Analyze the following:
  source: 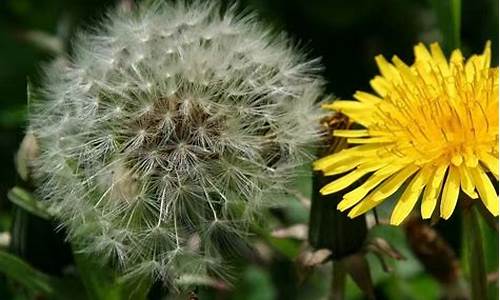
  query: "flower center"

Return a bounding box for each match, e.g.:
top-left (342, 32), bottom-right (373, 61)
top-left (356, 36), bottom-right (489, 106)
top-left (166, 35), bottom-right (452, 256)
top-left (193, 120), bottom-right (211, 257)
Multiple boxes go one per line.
top-left (372, 68), bottom-right (498, 167)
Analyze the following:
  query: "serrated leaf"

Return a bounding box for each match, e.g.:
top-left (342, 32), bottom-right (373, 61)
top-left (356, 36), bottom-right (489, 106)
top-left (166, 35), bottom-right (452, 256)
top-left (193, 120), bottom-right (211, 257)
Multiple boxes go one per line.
top-left (7, 187), bottom-right (51, 220)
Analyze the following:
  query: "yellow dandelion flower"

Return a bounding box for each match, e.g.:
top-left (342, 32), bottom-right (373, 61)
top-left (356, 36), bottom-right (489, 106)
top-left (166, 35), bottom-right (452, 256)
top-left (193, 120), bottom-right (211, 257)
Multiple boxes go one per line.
top-left (314, 42), bottom-right (499, 225)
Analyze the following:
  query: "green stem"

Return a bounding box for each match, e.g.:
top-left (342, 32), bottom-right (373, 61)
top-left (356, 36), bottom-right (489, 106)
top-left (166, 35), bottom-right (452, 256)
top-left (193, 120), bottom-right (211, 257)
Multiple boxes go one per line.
top-left (429, 0), bottom-right (461, 53)
top-left (449, 0), bottom-right (461, 49)
top-left (329, 261), bottom-right (346, 300)
top-left (462, 204), bottom-right (488, 300)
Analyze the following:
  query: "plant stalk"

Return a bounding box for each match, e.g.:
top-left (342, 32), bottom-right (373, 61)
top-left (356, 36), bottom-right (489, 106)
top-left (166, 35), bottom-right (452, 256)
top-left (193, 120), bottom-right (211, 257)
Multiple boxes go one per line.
top-left (429, 0), bottom-right (461, 53)
top-left (462, 204), bottom-right (488, 300)
top-left (330, 261), bottom-right (346, 300)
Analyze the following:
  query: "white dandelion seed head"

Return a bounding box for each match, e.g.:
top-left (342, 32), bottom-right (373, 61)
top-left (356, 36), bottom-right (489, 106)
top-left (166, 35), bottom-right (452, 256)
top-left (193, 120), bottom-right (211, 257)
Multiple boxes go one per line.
top-left (29, 0), bottom-right (325, 286)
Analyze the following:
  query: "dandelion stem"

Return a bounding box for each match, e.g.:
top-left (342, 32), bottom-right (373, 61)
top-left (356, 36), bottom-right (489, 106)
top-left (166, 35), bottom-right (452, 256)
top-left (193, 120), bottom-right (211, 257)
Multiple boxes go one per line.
top-left (330, 261), bottom-right (346, 300)
top-left (462, 203), bottom-right (488, 300)
top-left (429, 0), bottom-right (461, 53)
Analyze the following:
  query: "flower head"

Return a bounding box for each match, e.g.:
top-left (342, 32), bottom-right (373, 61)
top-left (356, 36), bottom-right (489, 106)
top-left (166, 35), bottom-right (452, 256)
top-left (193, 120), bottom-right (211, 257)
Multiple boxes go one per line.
top-left (315, 42), bottom-right (498, 225)
top-left (30, 1), bottom-right (324, 284)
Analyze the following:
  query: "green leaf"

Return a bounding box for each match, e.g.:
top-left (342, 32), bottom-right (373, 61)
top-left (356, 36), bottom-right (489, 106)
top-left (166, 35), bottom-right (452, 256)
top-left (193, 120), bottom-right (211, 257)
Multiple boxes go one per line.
top-left (7, 187), bottom-right (51, 220)
top-left (428, 0), bottom-right (461, 53)
top-left (0, 250), bottom-right (54, 294)
top-left (0, 250), bottom-right (86, 300)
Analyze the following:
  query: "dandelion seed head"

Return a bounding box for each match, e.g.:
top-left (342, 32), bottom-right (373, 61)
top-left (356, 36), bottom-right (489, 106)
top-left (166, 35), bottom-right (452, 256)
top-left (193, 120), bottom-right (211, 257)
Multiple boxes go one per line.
top-left (30, 0), bottom-right (324, 286)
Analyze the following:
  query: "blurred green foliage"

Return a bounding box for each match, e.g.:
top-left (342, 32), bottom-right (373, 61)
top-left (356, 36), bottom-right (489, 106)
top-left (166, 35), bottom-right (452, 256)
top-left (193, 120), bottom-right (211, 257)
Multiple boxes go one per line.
top-left (0, 0), bottom-right (498, 299)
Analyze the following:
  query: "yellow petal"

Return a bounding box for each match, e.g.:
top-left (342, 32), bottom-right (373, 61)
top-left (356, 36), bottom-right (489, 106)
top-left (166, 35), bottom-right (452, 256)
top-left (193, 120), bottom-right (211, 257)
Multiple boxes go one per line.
top-left (333, 129), bottom-right (370, 138)
top-left (323, 101), bottom-right (376, 126)
top-left (465, 55), bottom-right (479, 82)
top-left (390, 168), bottom-right (430, 225)
top-left (421, 164), bottom-right (448, 219)
top-left (324, 158), bottom-right (386, 177)
top-left (414, 43), bottom-right (432, 62)
top-left (392, 56), bottom-right (418, 86)
top-left (440, 165), bottom-right (460, 219)
top-left (458, 165), bottom-right (478, 199)
top-left (450, 49), bottom-right (464, 67)
top-left (430, 43), bottom-right (449, 74)
top-left (337, 163), bottom-right (401, 211)
top-left (479, 152), bottom-right (499, 179)
top-left (324, 101), bottom-right (367, 111)
top-left (451, 153), bottom-right (463, 166)
top-left (369, 76), bottom-right (391, 97)
top-left (313, 150), bottom-right (352, 171)
top-left (347, 136), bottom-right (393, 144)
top-left (482, 40), bottom-right (491, 68)
top-left (370, 164), bottom-right (420, 202)
top-left (320, 165), bottom-right (372, 195)
top-left (322, 158), bottom-right (362, 176)
top-left (314, 144), bottom-right (382, 171)
top-left (465, 41), bottom-right (492, 76)
top-left (353, 91), bottom-right (382, 105)
top-left (464, 148), bottom-right (479, 168)
top-left (347, 165), bottom-right (420, 218)
top-left (470, 166), bottom-right (499, 216)
top-left (347, 197), bottom-right (379, 219)
top-left (375, 55), bottom-right (400, 82)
